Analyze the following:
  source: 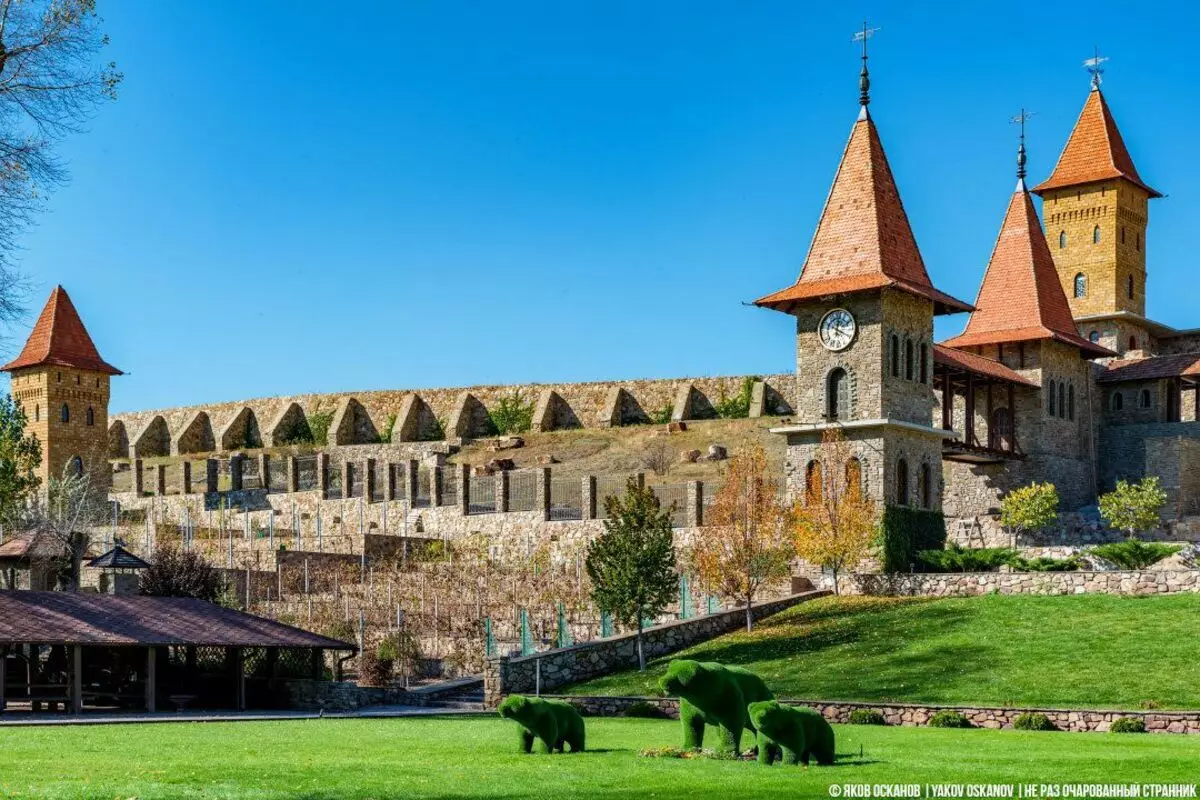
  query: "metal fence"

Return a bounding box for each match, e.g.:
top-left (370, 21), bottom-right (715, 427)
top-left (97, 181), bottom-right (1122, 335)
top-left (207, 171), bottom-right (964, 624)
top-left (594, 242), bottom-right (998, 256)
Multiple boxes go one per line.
top-left (468, 473), bottom-right (497, 514)
top-left (508, 470), bottom-right (538, 513)
top-left (441, 466), bottom-right (458, 509)
top-left (549, 477), bottom-right (583, 521)
top-left (295, 455), bottom-right (318, 492)
top-left (242, 457), bottom-right (262, 490)
top-left (651, 483), bottom-right (688, 527)
top-left (389, 463), bottom-right (407, 502)
top-left (413, 465), bottom-right (431, 508)
top-left (326, 462), bottom-right (343, 499)
top-left (371, 461), bottom-right (386, 502)
top-left (347, 462), bottom-right (363, 499)
top-left (267, 456), bottom-right (289, 493)
top-left (595, 474), bottom-right (631, 520)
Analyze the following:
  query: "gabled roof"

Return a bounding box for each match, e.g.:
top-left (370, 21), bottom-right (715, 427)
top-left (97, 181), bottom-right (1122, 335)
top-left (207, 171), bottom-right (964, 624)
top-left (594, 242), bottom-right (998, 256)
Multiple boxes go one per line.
top-left (942, 181), bottom-right (1114, 359)
top-left (1, 285), bottom-right (122, 375)
top-left (88, 544), bottom-right (151, 570)
top-left (932, 344), bottom-right (1039, 387)
top-left (0, 592), bottom-right (356, 649)
top-left (1032, 88), bottom-right (1160, 198)
top-left (755, 110), bottom-right (972, 316)
top-left (1098, 353), bottom-right (1200, 384)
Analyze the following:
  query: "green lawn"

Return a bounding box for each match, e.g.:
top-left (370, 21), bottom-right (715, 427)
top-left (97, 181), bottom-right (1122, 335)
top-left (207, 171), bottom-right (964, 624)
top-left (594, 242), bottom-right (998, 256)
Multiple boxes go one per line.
top-left (563, 594), bottom-right (1200, 710)
top-left (0, 716), bottom-right (1196, 798)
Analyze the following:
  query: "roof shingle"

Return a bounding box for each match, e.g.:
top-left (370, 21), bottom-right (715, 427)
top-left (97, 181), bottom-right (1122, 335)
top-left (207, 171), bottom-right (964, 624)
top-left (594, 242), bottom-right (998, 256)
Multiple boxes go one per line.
top-left (1098, 354), bottom-right (1200, 384)
top-left (1032, 88), bottom-right (1160, 198)
top-left (755, 110), bottom-right (971, 316)
top-left (1, 286), bottom-right (122, 375)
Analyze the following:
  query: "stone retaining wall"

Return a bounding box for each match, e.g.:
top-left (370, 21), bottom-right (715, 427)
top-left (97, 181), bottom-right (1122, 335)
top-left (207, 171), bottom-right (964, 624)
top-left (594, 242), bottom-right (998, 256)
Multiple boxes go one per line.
top-left (844, 569), bottom-right (1200, 597)
top-left (483, 590), bottom-right (830, 707)
top-left (551, 695), bottom-right (1200, 734)
top-left (281, 679), bottom-right (406, 712)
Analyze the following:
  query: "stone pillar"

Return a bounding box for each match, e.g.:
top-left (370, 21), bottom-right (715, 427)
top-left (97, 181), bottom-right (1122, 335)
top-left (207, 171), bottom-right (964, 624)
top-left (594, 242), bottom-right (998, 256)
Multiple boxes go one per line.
top-left (181, 461), bottom-right (193, 495)
top-left (230, 455), bottom-right (244, 492)
top-left (287, 456), bottom-right (299, 493)
top-left (259, 453), bottom-right (271, 490)
top-left (365, 458), bottom-right (377, 502)
top-left (535, 467), bottom-right (551, 521)
top-left (686, 481), bottom-right (702, 527)
top-left (483, 656), bottom-right (509, 710)
top-left (317, 453), bottom-right (330, 499)
top-left (385, 462), bottom-right (397, 501)
top-left (155, 464), bottom-right (167, 496)
top-left (133, 460), bottom-right (144, 495)
top-left (206, 459), bottom-right (219, 494)
top-left (458, 463), bottom-right (471, 515)
top-left (497, 469), bottom-right (511, 513)
top-left (582, 476), bottom-right (597, 520)
top-left (430, 464), bottom-right (444, 507)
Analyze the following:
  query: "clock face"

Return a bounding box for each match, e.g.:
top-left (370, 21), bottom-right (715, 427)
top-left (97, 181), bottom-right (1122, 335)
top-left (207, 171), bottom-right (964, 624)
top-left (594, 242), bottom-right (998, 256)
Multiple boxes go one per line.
top-left (819, 308), bottom-right (856, 351)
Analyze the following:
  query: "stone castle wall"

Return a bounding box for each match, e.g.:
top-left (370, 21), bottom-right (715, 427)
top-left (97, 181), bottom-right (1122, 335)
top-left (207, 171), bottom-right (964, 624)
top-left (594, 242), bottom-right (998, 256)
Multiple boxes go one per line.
top-left (845, 569), bottom-right (1200, 597)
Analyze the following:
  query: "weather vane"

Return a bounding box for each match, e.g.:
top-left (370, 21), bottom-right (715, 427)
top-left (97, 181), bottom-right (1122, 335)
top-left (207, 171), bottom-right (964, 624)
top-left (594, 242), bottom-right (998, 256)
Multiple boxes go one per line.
top-left (1084, 46), bottom-right (1109, 90)
top-left (852, 21), bottom-right (880, 108)
top-left (1010, 108), bottom-right (1035, 181)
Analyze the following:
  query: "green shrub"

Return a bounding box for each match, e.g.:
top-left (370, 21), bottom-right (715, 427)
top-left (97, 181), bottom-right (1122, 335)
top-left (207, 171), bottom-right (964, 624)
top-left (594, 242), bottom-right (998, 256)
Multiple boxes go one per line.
top-left (880, 506), bottom-right (947, 573)
top-left (848, 708), bottom-right (887, 726)
top-left (379, 413), bottom-right (398, 444)
top-left (1013, 712), bottom-right (1056, 731)
top-left (649, 405), bottom-right (673, 425)
top-left (713, 377), bottom-right (756, 420)
top-left (917, 543), bottom-right (1017, 573)
top-left (927, 710), bottom-right (971, 729)
top-left (1110, 716), bottom-right (1147, 734)
top-left (490, 389), bottom-right (535, 435)
top-left (357, 650), bottom-right (393, 687)
top-left (1007, 555), bottom-right (1083, 572)
top-left (307, 411), bottom-right (334, 446)
top-left (624, 701), bottom-right (669, 719)
top-left (1090, 540), bottom-right (1181, 570)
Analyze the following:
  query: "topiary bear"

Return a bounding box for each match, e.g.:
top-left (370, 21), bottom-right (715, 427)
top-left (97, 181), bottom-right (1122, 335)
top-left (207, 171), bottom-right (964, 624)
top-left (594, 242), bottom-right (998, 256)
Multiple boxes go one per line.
top-left (658, 659), bottom-right (774, 755)
top-left (497, 694), bottom-right (586, 754)
top-left (747, 700), bottom-right (836, 766)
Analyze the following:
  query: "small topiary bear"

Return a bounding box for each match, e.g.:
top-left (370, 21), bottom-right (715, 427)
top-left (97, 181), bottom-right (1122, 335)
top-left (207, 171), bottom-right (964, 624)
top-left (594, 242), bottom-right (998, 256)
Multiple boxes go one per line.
top-left (497, 694), bottom-right (586, 754)
top-left (657, 659), bottom-right (774, 755)
top-left (747, 700), bottom-right (836, 766)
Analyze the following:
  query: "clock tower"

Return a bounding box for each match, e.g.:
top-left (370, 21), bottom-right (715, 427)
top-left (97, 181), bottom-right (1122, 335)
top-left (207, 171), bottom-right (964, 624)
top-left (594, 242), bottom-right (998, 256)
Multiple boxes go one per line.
top-left (754, 50), bottom-right (971, 512)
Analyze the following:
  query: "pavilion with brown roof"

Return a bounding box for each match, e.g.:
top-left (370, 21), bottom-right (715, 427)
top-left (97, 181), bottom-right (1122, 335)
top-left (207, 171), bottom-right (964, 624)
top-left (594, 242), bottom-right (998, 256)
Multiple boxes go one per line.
top-left (0, 592), bottom-right (354, 715)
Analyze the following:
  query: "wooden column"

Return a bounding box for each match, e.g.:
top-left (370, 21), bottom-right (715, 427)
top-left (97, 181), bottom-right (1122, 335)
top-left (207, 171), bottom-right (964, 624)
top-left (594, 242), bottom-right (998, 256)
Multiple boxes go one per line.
top-left (231, 647), bottom-right (245, 711)
top-left (964, 373), bottom-right (976, 447)
top-left (940, 370), bottom-right (953, 432)
top-left (986, 381), bottom-right (994, 449)
top-left (0, 646), bottom-right (7, 715)
top-left (71, 645), bottom-right (83, 714)
top-left (1007, 382), bottom-right (1018, 454)
top-left (145, 647), bottom-right (157, 713)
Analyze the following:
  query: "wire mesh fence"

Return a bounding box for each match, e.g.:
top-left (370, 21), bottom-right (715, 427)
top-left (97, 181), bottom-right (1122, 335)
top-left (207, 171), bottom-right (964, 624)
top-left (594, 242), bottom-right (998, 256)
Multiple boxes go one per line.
top-left (467, 473), bottom-right (497, 514)
top-left (441, 466), bottom-right (458, 509)
top-left (549, 477), bottom-right (583, 521)
top-left (508, 470), bottom-right (538, 513)
top-left (295, 456), bottom-right (318, 492)
top-left (347, 462), bottom-right (364, 499)
top-left (371, 461), bottom-right (387, 502)
top-left (413, 465), bottom-right (431, 508)
top-left (389, 464), bottom-right (407, 501)
top-left (595, 474), bottom-right (631, 519)
top-left (651, 483), bottom-right (688, 527)
top-left (266, 456), bottom-right (289, 493)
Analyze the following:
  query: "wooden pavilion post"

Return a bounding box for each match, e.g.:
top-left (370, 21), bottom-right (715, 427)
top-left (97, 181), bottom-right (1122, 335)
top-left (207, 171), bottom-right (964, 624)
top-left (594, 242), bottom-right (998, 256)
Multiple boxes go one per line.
top-left (940, 369), bottom-right (953, 432)
top-left (0, 645), bottom-right (6, 715)
top-left (1007, 382), bottom-right (1018, 454)
top-left (965, 373), bottom-right (976, 447)
top-left (70, 645), bottom-right (82, 714)
top-left (145, 647), bottom-right (157, 713)
top-left (986, 381), bottom-right (994, 449)
top-left (235, 648), bottom-right (245, 711)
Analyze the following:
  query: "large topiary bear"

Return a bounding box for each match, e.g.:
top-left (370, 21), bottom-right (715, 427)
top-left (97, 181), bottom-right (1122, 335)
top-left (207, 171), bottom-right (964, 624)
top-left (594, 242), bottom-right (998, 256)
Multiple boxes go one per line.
top-left (658, 659), bottom-right (774, 755)
top-left (497, 694), bottom-right (586, 754)
top-left (747, 700), bottom-right (836, 766)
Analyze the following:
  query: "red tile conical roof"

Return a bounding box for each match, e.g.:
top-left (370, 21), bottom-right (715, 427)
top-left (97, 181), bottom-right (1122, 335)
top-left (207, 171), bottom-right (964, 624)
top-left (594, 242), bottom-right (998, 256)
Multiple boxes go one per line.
top-left (943, 181), bottom-right (1113, 358)
top-left (1, 286), bottom-right (121, 375)
top-left (1032, 88), bottom-right (1160, 197)
top-left (755, 110), bottom-right (971, 316)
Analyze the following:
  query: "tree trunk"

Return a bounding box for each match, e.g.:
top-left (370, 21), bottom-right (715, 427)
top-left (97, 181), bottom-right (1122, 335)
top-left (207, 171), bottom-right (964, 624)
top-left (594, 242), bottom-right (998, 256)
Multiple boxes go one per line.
top-left (744, 595), bottom-right (753, 632)
top-left (636, 616), bottom-right (645, 671)
top-left (832, 569), bottom-right (840, 596)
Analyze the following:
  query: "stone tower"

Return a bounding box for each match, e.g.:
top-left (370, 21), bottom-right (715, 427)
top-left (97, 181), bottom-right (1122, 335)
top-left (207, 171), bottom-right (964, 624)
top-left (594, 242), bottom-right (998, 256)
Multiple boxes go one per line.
top-left (1033, 86), bottom-right (1160, 350)
top-left (2, 286), bottom-right (122, 493)
top-left (755, 81), bottom-right (972, 511)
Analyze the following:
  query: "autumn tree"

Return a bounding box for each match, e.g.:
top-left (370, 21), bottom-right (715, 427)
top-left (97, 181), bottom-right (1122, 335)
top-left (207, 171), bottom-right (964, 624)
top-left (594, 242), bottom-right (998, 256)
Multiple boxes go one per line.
top-left (689, 444), bottom-right (793, 632)
top-left (139, 545), bottom-right (222, 603)
top-left (999, 482), bottom-right (1059, 547)
top-left (791, 429), bottom-right (879, 595)
top-left (585, 477), bottom-right (677, 670)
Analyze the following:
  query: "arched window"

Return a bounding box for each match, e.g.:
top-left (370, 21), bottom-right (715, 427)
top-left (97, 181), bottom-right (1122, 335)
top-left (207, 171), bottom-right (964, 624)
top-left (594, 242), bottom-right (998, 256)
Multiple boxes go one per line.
top-left (33, 404), bottom-right (39, 422)
top-left (69, 456), bottom-right (83, 477)
top-left (1089, 330), bottom-right (1101, 343)
top-left (1111, 392), bottom-right (1124, 412)
top-left (1068, 384), bottom-right (1075, 421)
top-left (1128, 336), bottom-right (1138, 352)
top-left (1059, 231), bottom-right (1067, 249)
top-left (989, 407), bottom-right (1013, 451)
top-left (1139, 389), bottom-right (1152, 409)
top-left (60, 404), bottom-right (69, 424)
top-left (890, 335), bottom-right (900, 378)
top-left (1048, 380), bottom-right (1057, 416)
top-left (845, 458), bottom-right (863, 501)
top-left (826, 368), bottom-right (849, 421)
top-left (1073, 273), bottom-right (1087, 298)
top-left (920, 462), bottom-right (933, 509)
top-left (1127, 275), bottom-right (1134, 300)
top-left (86, 407), bottom-right (95, 426)
top-left (1058, 383), bottom-right (1066, 419)
top-left (895, 458), bottom-right (909, 506)
top-left (904, 339), bottom-right (914, 381)
top-left (919, 343), bottom-right (928, 384)
top-left (1093, 225), bottom-right (1101, 244)
top-left (805, 461), bottom-right (823, 505)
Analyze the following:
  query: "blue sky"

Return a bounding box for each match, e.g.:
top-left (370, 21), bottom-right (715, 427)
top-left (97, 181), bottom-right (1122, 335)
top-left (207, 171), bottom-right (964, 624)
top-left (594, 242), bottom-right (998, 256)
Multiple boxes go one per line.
top-left (9, 1), bottom-right (1199, 413)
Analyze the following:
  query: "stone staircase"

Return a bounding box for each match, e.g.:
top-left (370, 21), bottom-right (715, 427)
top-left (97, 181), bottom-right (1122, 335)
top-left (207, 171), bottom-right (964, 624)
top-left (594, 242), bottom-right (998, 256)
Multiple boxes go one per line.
top-left (408, 677), bottom-right (485, 711)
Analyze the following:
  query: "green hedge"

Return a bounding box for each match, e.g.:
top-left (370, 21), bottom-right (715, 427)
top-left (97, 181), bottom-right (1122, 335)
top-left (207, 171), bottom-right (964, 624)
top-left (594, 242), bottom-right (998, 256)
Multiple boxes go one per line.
top-left (928, 710), bottom-right (971, 729)
top-left (1110, 717), bottom-right (1147, 734)
top-left (881, 506), bottom-right (947, 573)
top-left (1013, 712), bottom-right (1056, 731)
top-left (848, 709), bottom-right (887, 726)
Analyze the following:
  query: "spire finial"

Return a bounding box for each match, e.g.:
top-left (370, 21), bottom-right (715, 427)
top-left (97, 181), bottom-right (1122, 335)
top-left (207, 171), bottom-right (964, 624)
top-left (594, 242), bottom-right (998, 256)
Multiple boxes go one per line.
top-left (852, 21), bottom-right (880, 110)
top-left (1010, 108), bottom-right (1035, 188)
top-left (1084, 46), bottom-right (1109, 90)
